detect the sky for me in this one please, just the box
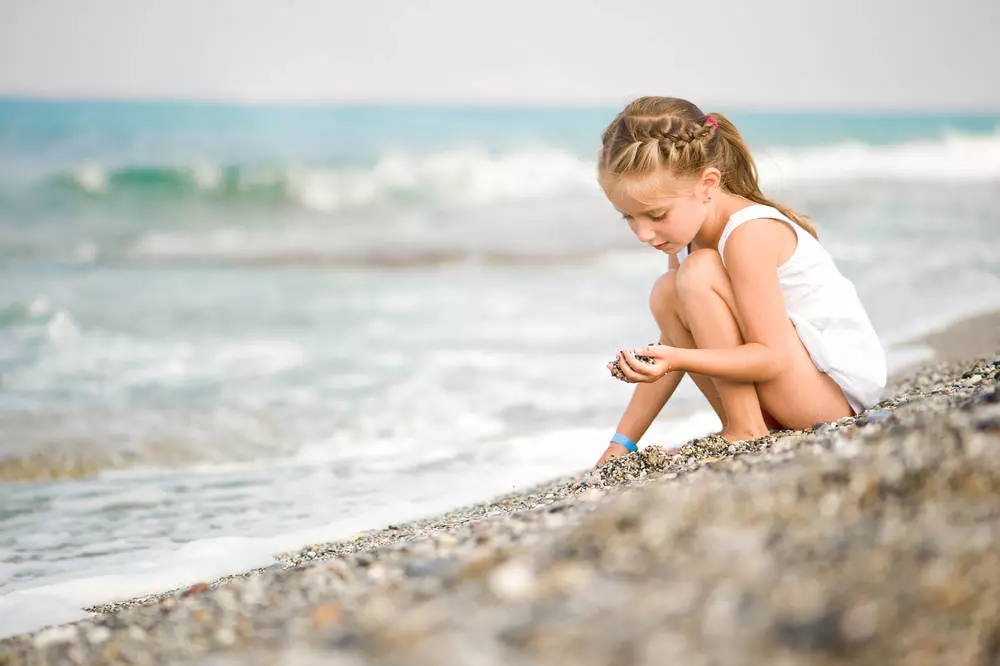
[0,0,997,109]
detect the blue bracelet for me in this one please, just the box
[610,432,638,452]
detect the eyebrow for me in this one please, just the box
[618,207,669,216]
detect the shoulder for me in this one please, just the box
[722,215,796,268]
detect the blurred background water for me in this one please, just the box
[1,99,999,636]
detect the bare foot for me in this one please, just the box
[718,428,769,442]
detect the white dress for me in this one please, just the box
[677,204,886,413]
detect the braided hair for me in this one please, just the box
[597,96,817,238]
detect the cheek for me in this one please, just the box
[667,209,702,239]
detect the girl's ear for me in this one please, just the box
[700,167,722,202]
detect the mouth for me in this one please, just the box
[653,241,671,251]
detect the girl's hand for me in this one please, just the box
[590,441,630,471]
[607,343,677,383]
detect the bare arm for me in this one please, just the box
[661,219,794,383]
[592,369,684,469]
[593,257,686,468]
[614,369,685,441]
[671,344,781,383]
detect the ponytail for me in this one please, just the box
[709,112,818,238]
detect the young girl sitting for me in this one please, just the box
[593,96,886,469]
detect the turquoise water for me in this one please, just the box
[1,99,999,637]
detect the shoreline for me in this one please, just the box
[888,308,1000,383]
[1,311,999,663]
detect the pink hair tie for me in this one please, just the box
[705,116,718,130]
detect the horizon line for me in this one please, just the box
[1,92,999,115]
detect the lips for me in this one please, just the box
[653,242,670,251]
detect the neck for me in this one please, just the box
[693,191,752,251]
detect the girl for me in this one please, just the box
[592,97,886,469]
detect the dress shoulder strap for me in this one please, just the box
[717,204,795,263]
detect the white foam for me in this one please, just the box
[51,129,1000,222]
[276,146,598,212]
[71,164,107,192]
[27,297,52,317]
[45,310,81,345]
[758,129,1000,185]
[190,163,223,190]
[273,130,1000,213]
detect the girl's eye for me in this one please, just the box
[650,214,666,222]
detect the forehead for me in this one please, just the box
[603,170,693,214]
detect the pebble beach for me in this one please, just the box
[1,310,999,665]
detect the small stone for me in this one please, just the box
[32,625,77,649]
[181,582,210,597]
[325,558,355,582]
[312,603,343,628]
[866,409,893,423]
[405,558,459,578]
[213,589,238,612]
[367,564,389,584]
[542,560,596,595]
[488,558,537,601]
[436,533,459,549]
[86,626,111,644]
[840,600,879,643]
[214,627,237,646]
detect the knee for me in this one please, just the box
[649,270,680,326]
[675,249,726,301]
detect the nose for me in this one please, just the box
[635,224,656,244]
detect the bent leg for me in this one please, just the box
[676,249,853,432]
[648,270,728,428]
[674,250,769,441]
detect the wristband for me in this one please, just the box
[610,432,638,452]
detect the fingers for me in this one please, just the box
[607,358,627,381]
[608,343,671,383]
[593,442,630,470]
[607,355,632,382]
[632,341,665,359]
[620,349,660,381]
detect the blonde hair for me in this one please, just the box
[597,96,817,238]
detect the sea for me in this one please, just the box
[1,99,999,637]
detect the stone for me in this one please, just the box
[488,558,537,602]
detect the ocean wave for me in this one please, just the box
[0,297,80,345]
[50,146,598,212]
[757,129,1000,185]
[16,129,1000,214]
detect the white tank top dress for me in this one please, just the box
[677,204,886,414]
